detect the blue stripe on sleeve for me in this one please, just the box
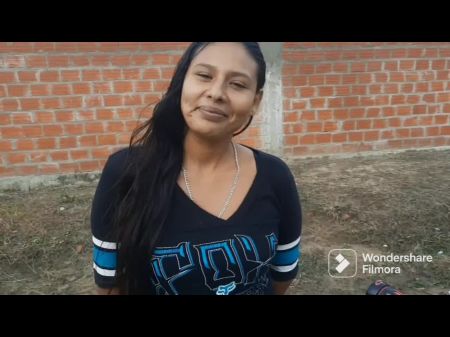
[93,246,117,269]
[271,246,300,266]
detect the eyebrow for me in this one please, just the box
[193,63,253,81]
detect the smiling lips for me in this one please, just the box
[198,106,228,118]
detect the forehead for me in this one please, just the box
[191,42,258,79]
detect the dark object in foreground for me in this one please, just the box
[367,280,404,295]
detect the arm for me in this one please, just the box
[269,158,302,294]
[91,150,129,293]
[272,279,294,295]
[96,286,121,295]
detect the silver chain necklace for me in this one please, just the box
[182,142,240,219]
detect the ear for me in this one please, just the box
[252,90,263,116]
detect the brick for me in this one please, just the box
[12,113,33,124]
[334,109,348,120]
[43,125,63,136]
[106,121,125,132]
[152,54,171,65]
[18,71,37,82]
[98,134,117,145]
[55,111,74,122]
[52,84,71,95]
[307,122,322,132]
[285,135,298,145]
[318,110,332,120]
[123,95,142,106]
[332,133,347,143]
[30,151,47,163]
[122,69,141,80]
[91,55,111,67]
[301,111,315,121]
[111,55,131,66]
[72,83,91,95]
[30,84,50,96]
[23,125,42,137]
[40,71,60,82]
[142,69,161,80]
[72,56,90,66]
[103,69,122,81]
[50,151,69,161]
[0,72,16,83]
[1,99,20,111]
[41,98,61,109]
[48,56,69,67]
[299,135,315,145]
[316,134,331,143]
[16,139,34,151]
[79,161,100,172]
[0,140,13,151]
[96,109,115,120]
[114,81,133,93]
[0,115,10,125]
[64,124,84,135]
[8,153,27,164]
[104,95,123,106]
[62,97,83,109]
[364,131,379,141]
[59,137,77,149]
[349,132,363,142]
[85,122,104,133]
[82,70,101,81]
[37,138,56,149]
[411,128,424,137]
[70,150,89,160]
[61,70,81,82]
[7,84,28,97]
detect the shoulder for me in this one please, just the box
[105,146,133,167]
[239,144,297,193]
[99,146,143,187]
[253,148,294,181]
[103,146,143,174]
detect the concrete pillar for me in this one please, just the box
[259,42,283,155]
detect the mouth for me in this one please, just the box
[197,106,228,118]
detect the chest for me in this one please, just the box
[177,151,257,220]
[149,219,280,295]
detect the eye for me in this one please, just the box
[231,82,247,89]
[196,73,212,80]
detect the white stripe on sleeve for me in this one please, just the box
[93,235,117,250]
[270,259,299,272]
[93,262,116,277]
[276,236,301,251]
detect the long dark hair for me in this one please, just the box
[111,42,266,294]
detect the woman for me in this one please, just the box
[91,42,302,295]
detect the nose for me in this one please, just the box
[206,79,226,102]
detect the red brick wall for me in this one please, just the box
[282,42,450,156]
[0,42,262,178]
[0,42,194,177]
[1,42,450,178]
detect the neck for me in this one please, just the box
[183,132,235,173]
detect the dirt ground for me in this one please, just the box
[1,148,449,295]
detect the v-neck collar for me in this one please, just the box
[176,144,260,224]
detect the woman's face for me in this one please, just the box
[181,42,262,140]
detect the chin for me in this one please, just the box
[188,126,226,140]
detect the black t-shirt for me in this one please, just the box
[91,144,302,295]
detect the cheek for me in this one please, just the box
[181,83,200,113]
[232,97,255,116]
